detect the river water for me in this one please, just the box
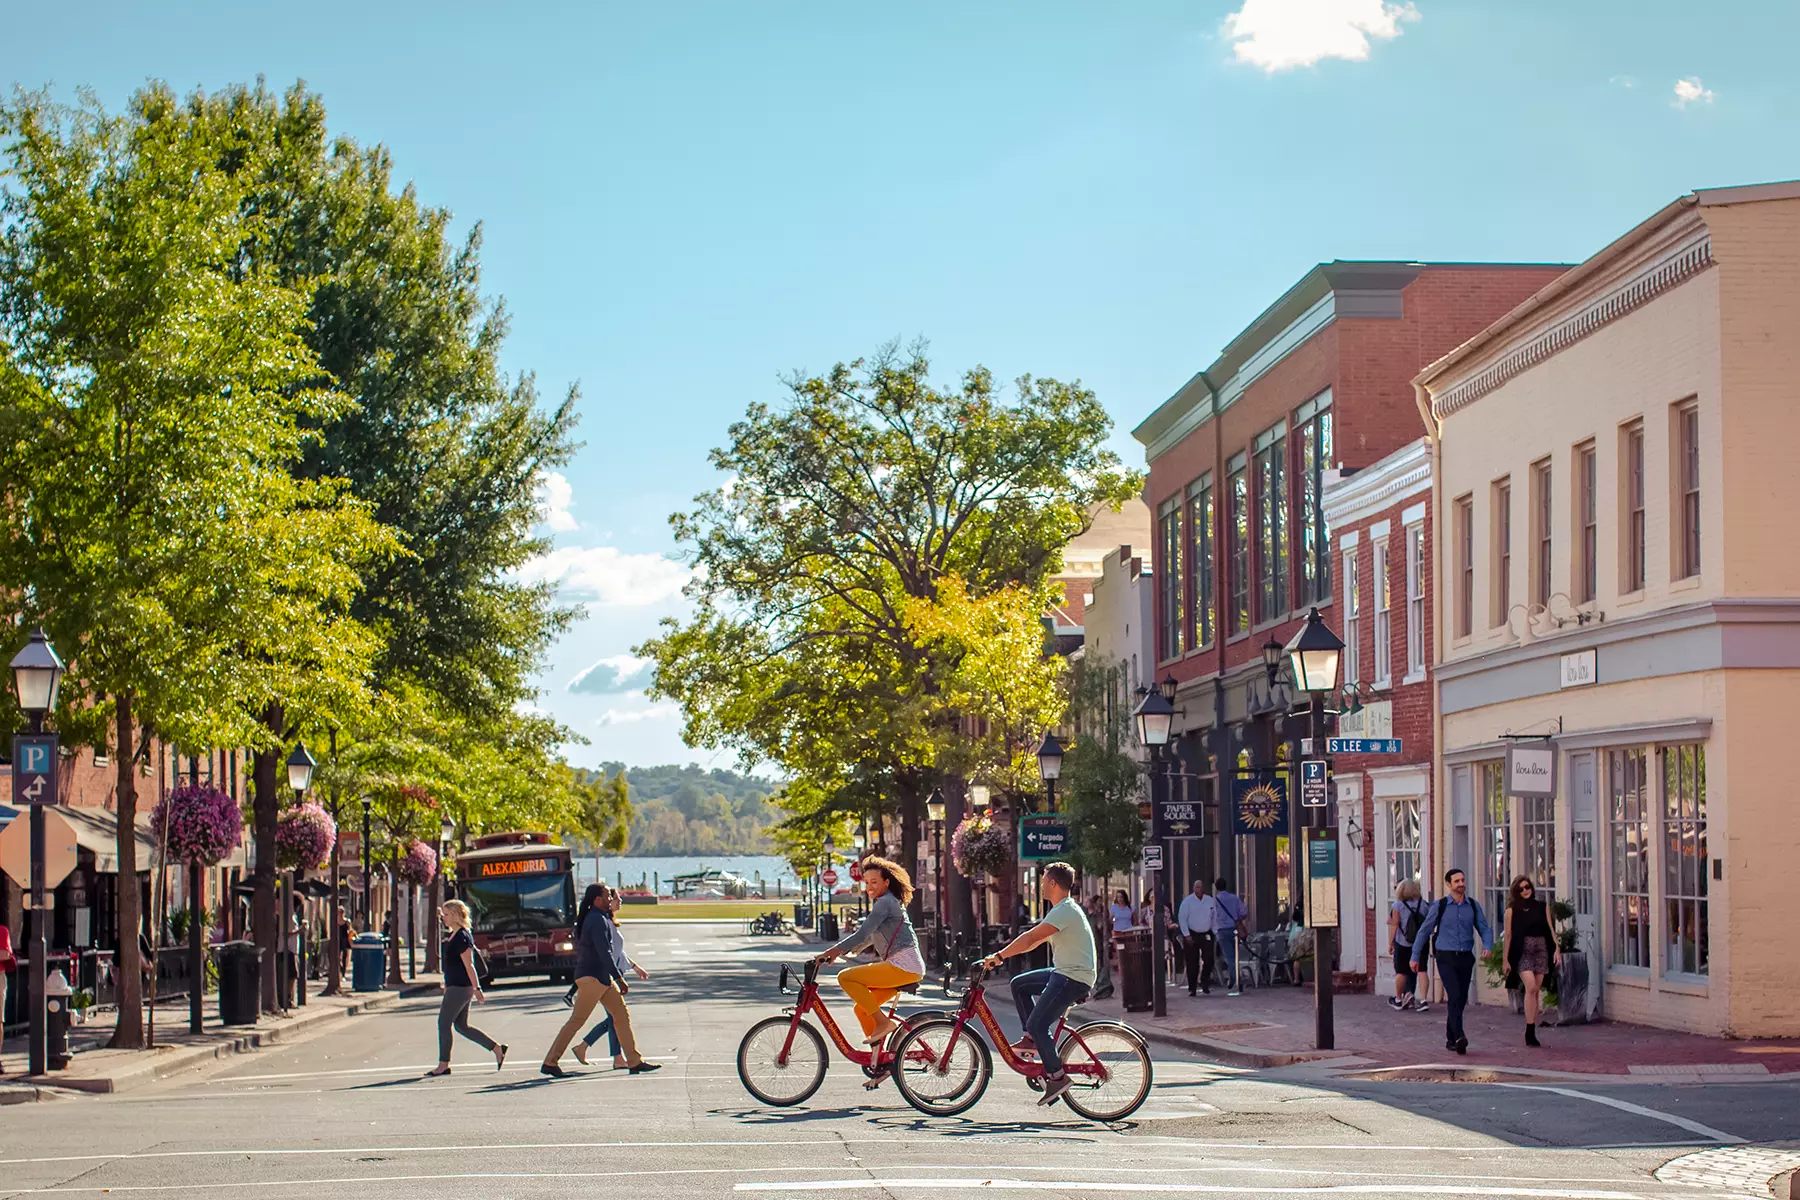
[574,854,805,897]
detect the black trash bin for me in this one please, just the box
[217,940,263,1025]
[817,912,840,942]
[351,933,387,993]
[1115,929,1152,1013]
[792,903,814,930]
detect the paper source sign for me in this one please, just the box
[1506,743,1557,798]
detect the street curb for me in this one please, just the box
[0,1083,47,1105]
[1069,1005,1351,1070]
[7,989,418,1096]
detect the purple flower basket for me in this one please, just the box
[150,785,242,867]
[397,838,438,886]
[276,801,337,871]
[951,813,1012,878]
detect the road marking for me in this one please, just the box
[734,1182,1671,1198]
[1494,1084,1744,1145]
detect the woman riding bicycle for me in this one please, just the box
[813,857,925,1064]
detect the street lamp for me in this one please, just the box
[1132,684,1179,1019]
[1260,636,1284,681]
[1133,689,1174,748]
[1283,606,1345,1051]
[969,783,990,809]
[11,629,65,1076]
[926,789,946,926]
[1034,732,1063,812]
[285,742,316,797]
[282,742,315,1008]
[360,795,373,934]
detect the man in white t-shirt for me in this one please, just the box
[984,861,1095,1108]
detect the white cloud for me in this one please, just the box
[1223,0,1419,72]
[568,654,653,695]
[1673,77,1714,107]
[1608,75,1636,89]
[536,470,579,533]
[594,703,680,727]
[517,545,691,606]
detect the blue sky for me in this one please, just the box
[7,1,1795,768]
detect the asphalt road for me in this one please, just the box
[1,923,1795,1199]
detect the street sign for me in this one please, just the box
[1305,828,1339,929]
[848,861,863,882]
[1327,737,1402,755]
[10,733,58,806]
[1300,759,1329,809]
[0,804,78,887]
[1019,815,1070,861]
[821,868,839,887]
[1141,844,1163,871]
[1153,797,1202,841]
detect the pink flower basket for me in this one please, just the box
[150,786,242,866]
[275,802,337,871]
[397,838,438,886]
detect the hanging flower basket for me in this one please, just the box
[276,801,337,871]
[151,786,242,866]
[951,812,1012,879]
[397,838,438,886]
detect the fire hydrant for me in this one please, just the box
[44,968,72,1070]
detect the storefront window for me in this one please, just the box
[1608,748,1651,968]
[1479,761,1509,920]
[1519,793,1555,902]
[1388,794,1421,900]
[1662,744,1707,976]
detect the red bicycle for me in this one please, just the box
[735,959,958,1109]
[889,962,1153,1121]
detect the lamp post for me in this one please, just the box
[1283,606,1344,1051]
[11,629,65,1077]
[428,817,453,973]
[360,796,373,934]
[323,729,343,997]
[822,836,835,925]
[284,742,315,1008]
[1031,734,1063,925]
[925,791,945,935]
[852,825,868,919]
[1132,683,1176,1019]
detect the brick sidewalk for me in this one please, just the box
[1079,980,1800,1078]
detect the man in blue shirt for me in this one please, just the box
[1211,877,1248,992]
[1410,867,1492,1056]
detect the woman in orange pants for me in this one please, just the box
[815,857,925,1062]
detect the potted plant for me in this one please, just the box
[1544,899,1587,1026]
[70,988,95,1024]
[1480,943,1524,1012]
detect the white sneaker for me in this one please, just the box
[1412,1000,1431,1013]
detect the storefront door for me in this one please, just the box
[1568,751,1601,1020]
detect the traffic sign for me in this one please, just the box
[848,861,863,882]
[0,804,78,888]
[1019,815,1070,861]
[1300,759,1329,808]
[1327,737,1402,755]
[10,733,58,806]
[821,868,839,887]
[1141,844,1164,871]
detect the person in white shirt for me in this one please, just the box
[1176,879,1218,996]
[1108,890,1136,933]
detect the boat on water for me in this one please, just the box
[670,867,750,898]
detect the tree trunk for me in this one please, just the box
[898,779,924,925]
[108,692,145,1049]
[323,730,342,996]
[386,849,405,987]
[945,778,974,940]
[425,870,441,974]
[252,702,283,1015]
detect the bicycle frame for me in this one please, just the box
[776,960,921,1074]
[938,966,1109,1083]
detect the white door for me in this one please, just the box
[1568,751,1601,1021]
[1334,780,1366,974]
[1380,790,1425,990]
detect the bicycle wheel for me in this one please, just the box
[1057,1022,1153,1122]
[891,1017,991,1117]
[737,1016,828,1107]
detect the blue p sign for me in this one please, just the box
[11,733,58,806]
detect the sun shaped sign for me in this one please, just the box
[1238,783,1284,831]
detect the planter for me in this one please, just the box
[1506,987,1525,1014]
[1556,950,1592,1025]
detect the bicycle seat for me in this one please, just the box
[897,981,921,995]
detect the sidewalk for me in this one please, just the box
[1077,980,1800,1082]
[0,973,443,1101]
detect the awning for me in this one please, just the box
[0,803,160,885]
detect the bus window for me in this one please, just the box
[462,873,573,934]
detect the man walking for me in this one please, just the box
[1211,877,1247,991]
[1411,867,1492,1056]
[1177,879,1217,996]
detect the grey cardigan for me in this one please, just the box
[826,892,918,960]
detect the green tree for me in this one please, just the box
[642,342,1137,884]
[565,766,632,879]
[1059,658,1145,878]
[0,88,377,1044]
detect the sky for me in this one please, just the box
[5,1,1796,769]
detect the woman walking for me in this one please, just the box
[1504,875,1561,1047]
[1387,879,1430,1013]
[542,884,660,1077]
[425,900,505,1077]
[573,887,650,1068]
[813,857,924,1089]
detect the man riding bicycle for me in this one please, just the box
[982,861,1094,1108]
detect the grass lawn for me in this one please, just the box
[616,900,845,922]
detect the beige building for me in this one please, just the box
[1417,181,1800,1037]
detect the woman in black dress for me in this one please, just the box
[1504,875,1561,1047]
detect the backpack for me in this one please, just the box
[1399,899,1426,944]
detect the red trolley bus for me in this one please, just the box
[455,831,578,983]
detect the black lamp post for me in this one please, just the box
[925,791,945,927]
[1133,684,1176,1020]
[429,817,453,973]
[1283,606,1344,1051]
[284,742,315,1008]
[1034,732,1063,812]
[360,796,373,934]
[852,824,868,919]
[10,629,65,1077]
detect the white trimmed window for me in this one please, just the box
[1373,538,1392,688]
[1405,523,1424,678]
[1342,549,1360,686]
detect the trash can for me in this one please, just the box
[44,969,73,1070]
[792,903,814,930]
[351,933,387,993]
[1115,930,1152,1013]
[217,940,263,1025]
[817,912,840,942]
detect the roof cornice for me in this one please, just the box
[1323,438,1431,526]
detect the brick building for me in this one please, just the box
[1131,260,1568,947]
[1419,182,1800,1036]
[1321,437,1433,990]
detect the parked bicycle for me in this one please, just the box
[735,959,954,1108]
[889,962,1153,1121]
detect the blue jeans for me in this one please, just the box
[1009,968,1089,1077]
[1215,932,1238,985]
[582,1013,623,1057]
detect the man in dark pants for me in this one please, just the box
[1176,878,1218,996]
[1411,867,1492,1055]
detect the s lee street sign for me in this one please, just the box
[11,733,58,806]
[1019,815,1070,861]
[1300,759,1329,809]
[1327,737,1402,755]
[1141,844,1163,872]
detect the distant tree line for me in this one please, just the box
[569,763,778,856]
